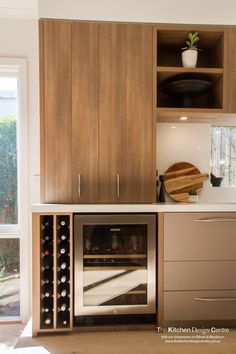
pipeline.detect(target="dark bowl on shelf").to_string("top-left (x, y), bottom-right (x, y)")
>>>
top-left (162, 73), bottom-right (212, 108)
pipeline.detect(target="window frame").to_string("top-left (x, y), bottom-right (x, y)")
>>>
top-left (0, 58), bottom-right (29, 322)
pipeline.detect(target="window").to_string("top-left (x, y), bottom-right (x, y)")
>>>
top-left (0, 59), bottom-right (29, 322)
top-left (211, 126), bottom-right (236, 187)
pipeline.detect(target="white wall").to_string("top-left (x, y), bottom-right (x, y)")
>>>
top-left (156, 123), bottom-right (236, 203)
top-left (39, 0), bottom-right (236, 25)
top-left (0, 0), bottom-right (38, 19)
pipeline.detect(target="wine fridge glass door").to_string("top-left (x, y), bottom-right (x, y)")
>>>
top-left (74, 214), bottom-right (156, 316)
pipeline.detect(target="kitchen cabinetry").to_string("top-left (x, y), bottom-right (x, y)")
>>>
top-left (228, 28), bottom-right (236, 113)
top-left (154, 25), bottom-right (228, 123)
top-left (71, 22), bottom-right (99, 203)
top-left (40, 20), bottom-right (72, 203)
top-left (40, 20), bottom-right (155, 204)
top-left (98, 23), bottom-right (126, 203)
top-left (158, 212), bottom-right (236, 325)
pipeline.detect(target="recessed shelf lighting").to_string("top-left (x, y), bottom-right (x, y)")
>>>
top-left (180, 116), bottom-right (188, 121)
top-left (171, 126), bottom-right (176, 129)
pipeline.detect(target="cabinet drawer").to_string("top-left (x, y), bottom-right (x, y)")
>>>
top-left (164, 213), bottom-right (236, 261)
top-left (164, 290), bottom-right (236, 321)
top-left (164, 261), bottom-right (236, 290)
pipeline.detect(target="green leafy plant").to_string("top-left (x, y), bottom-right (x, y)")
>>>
top-left (182, 32), bottom-right (201, 51)
top-left (189, 188), bottom-right (198, 196)
top-left (0, 116), bottom-right (17, 224)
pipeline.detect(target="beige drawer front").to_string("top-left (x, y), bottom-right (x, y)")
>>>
top-left (164, 212), bottom-right (236, 261)
top-left (164, 290), bottom-right (236, 321)
top-left (164, 261), bottom-right (236, 290)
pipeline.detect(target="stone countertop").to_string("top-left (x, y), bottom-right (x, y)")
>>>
top-left (31, 202), bottom-right (236, 213)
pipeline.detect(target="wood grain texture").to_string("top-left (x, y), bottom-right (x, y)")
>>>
top-left (72, 22), bottom-right (99, 203)
top-left (32, 213), bottom-right (40, 337)
top-left (164, 162), bottom-right (209, 202)
top-left (43, 20), bottom-right (72, 203)
top-left (125, 24), bottom-right (155, 203)
top-left (99, 23), bottom-right (126, 203)
top-left (39, 21), bottom-right (45, 203)
top-left (228, 28), bottom-right (236, 113)
top-left (157, 213), bottom-right (164, 327)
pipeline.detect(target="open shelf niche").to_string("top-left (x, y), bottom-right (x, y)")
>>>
top-left (154, 25), bottom-right (227, 121)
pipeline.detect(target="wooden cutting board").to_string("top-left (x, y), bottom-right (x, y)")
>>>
top-left (164, 162), bottom-right (209, 202)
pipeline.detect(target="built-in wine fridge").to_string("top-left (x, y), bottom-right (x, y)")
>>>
top-left (74, 214), bottom-right (156, 325)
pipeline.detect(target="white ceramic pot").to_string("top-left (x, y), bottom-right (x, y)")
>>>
top-left (182, 49), bottom-right (198, 68)
top-left (188, 195), bottom-right (199, 203)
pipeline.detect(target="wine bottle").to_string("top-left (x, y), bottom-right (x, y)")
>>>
top-left (58, 241), bottom-right (69, 255)
top-left (58, 303), bottom-right (67, 312)
top-left (59, 289), bottom-right (68, 297)
top-left (42, 218), bottom-right (53, 229)
top-left (58, 283), bottom-right (69, 295)
top-left (41, 307), bottom-right (50, 313)
top-left (59, 217), bottom-right (69, 227)
top-left (42, 243), bottom-right (53, 256)
top-left (60, 234), bottom-right (68, 241)
top-left (43, 235), bottom-right (51, 242)
top-left (42, 283), bottom-right (53, 297)
top-left (42, 257), bottom-right (53, 270)
top-left (44, 317), bottom-right (51, 325)
top-left (60, 262), bottom-right (67, 270)
top-left (58, 255), bottom-right (69, 267)
top-left (58, 311), bottom-right (69, 326)
top-left (59, 275), bottom-right (68, 283)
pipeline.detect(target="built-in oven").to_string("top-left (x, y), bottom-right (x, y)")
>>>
top-left (74, 214), bottom-right (156, 324)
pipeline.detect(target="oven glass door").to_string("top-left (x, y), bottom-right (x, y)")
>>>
top-left (74, 214), bottom-right (156, 316)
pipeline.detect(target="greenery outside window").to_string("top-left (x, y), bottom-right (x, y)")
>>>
top-left (211, 126), bottom-right (236, 187)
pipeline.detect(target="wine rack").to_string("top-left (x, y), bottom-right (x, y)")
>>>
top-left (40, 215), bottom-right (54, 329)
top-left (37, 214), bottom-right (72, 332)
top-left (56, 215), bottom-right (71, 328)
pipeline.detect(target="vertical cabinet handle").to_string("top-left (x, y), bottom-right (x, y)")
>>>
top-left (116, 174), bottom-right (120, 198)
top-left (78, 174), bottom-right (81, 198)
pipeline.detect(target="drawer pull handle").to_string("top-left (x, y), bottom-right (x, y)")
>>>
top-left (116, 174), bottom-right (120, 198)
top-left (194, 297), bottom-right (236, 302)
top-left (78, 174), bottom-right (81, 198)
top-left (195, 218), bottom-right (236, 223)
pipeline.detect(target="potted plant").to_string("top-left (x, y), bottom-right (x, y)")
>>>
top-left (188, 188), bottom-right (199, 203)
top-left (181, 32), bottom-right (200, 68)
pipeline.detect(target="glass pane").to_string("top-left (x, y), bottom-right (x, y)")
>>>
top-left (0, 77), bottom-right (18, 224)
top-left (211, 126), bottom-right (236, 187)
top-left (0, 238), bottom-right (20, 318)
top-left (83, 224), bottom-right (147, 306)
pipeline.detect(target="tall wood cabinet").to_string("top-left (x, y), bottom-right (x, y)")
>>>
top-left (71, 22), bottom-right (99, 203)
top-left (40, 21), bottom-right (72, 203)
top-left (228, 27), bottom-right (236, 113)
top-left (40, 20), bottom-right (155, 204)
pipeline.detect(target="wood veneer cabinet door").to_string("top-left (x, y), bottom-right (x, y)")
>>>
top-left (40, 20), bottom-right (72, 203)
top-left (228, 28), bottom-right (236, 113)
top-left (72, 22), bottom-right (99, 203)
top-left (125, 25), bottom-right (155, 203)
top-left (99, 23), bottom-right (126, 203)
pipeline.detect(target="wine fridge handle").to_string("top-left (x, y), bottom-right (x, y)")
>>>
top-left (117, 174), bottom-right (120, 198)
top-left (78, 174), bottom-right (81, 198)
